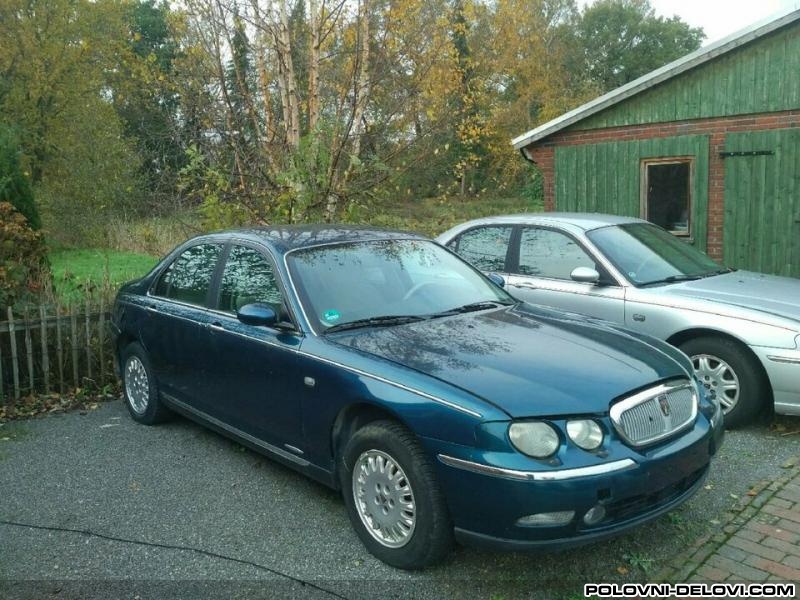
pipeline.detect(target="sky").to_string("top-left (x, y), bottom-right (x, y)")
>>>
top-left (579, 0), bottom-right (799, 43)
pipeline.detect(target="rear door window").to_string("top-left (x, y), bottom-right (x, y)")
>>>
top-left (153, 243), bottom-right (221, 306)
top-left (453, 226), bottom-right (513, 271)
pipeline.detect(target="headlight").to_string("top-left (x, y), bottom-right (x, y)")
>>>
top-left (566, 419), bottom-right (604, 450)
top-left (509, 422), bottom-right (560, 458)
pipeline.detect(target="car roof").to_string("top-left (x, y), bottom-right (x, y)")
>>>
top-left (444, 212), bottom-right (646, 232)
top-left (209, 224), bottom-right (428, 255)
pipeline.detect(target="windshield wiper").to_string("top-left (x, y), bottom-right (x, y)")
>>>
top-left (323, 314), bottom-right (428, 334)
top-left (430, 300), bottom-right (515, 318)
top-left (640, 274), bottom-right (703, 287)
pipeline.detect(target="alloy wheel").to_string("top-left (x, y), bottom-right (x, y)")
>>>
top-left (691, 353), bottom-right (740, 413)
top-left (352, 449), bottom-right (416, 548)
top-left (124, 356), bottom-right (150, 415)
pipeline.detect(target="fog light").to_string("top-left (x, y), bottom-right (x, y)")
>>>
top-left (583, 504), bottom-right (607, 525)
top-left (516, 511), bottom-right (575, 527)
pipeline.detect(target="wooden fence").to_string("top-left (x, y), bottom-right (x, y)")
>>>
top-left (0, 300), bottom-right (116, 403)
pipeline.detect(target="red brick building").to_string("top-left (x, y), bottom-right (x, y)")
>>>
top-left (512, 7), bottom-right (800, 277)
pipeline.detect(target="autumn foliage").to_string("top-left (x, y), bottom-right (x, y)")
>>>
top-left (0, 202), bottom-right (49, 306)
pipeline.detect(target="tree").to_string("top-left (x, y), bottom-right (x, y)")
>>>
top-left (0, 126), bottom-right (40, 229)
top-left (114, 0), bottom-right (185, 208)
top-left (576, 0), bottom-right (704, 91)
top-left (0, 0), bottom-right (144, 243)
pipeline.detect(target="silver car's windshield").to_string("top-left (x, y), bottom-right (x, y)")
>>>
top-left (587, 223), bottom-right (725, 286)
top-left (287, 239), bottom-right (513, 332)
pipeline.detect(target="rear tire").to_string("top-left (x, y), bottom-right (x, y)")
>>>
top-left (678, 336), bottom-right (768, 429)
top-left (339, 420), bottom-right (453, 569)
top-left (121, 342), bottom-right (171, 425)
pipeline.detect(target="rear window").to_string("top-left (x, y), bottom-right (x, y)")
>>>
top-left (153, 243), bottom-right (222, 306)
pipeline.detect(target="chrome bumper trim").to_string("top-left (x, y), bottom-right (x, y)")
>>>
top-left (437, 455), bottom-right (637, 481)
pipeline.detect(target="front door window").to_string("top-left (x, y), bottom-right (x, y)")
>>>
top-left (516, 228), bottom-right (596, 280)
top-left (217, 245), bottom-right (283, 315)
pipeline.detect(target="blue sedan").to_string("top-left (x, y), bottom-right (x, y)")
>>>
top-left (111, 226), bottom-right (724, 569)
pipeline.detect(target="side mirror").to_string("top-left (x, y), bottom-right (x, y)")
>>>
top-left (487, 273), bottom-right (505, 288)
top-left (237, 303), bottom-right (277, 327)
top-left (570, 267), bottom-right (600, 284)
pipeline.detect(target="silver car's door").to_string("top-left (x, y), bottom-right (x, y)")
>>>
top-left (505, 226), bottom-right (626, 322)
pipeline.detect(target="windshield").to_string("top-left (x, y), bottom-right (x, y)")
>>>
top-left (587, 223), bottom-right (724, 286)
top-left (287, 239), bottom-right (513, 332)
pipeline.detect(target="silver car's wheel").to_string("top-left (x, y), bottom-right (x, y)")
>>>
top-left (692, 353), bottom-right (740, 413)
top-left (352, 449), bottom-right (416, 549)
top-left (124, 356), bottom-right (150, 415)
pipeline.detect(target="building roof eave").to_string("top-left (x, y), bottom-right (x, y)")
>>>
top-left (511, 5), bottom-right (800, 150)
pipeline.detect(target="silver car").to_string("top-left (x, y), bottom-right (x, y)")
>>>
top-left (437, 213), bottom-right (800, 428)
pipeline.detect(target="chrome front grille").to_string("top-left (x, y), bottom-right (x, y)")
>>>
top-left (610, 380), bottom-right (698, 447)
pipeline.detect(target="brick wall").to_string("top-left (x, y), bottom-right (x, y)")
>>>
top-left (525, 109), bottom-right (800, 260)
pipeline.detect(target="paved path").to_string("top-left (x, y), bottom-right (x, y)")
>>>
top-left (659, 458), bottom-right (800, 585)
top-left (2, 400), bottom-right (800, 599)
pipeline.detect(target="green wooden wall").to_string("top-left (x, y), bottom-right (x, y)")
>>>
top-left (723, 128), bottom-right (800, 277)
top-left (571, 23), bottom-right (800, 131)
top-left (554, 135), bottom-right (709, 250)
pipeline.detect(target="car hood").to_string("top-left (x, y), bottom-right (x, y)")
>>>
top-left (331, 305), bottom-right (689, 418)
top-left (667, 271), bottom-right (800, 323)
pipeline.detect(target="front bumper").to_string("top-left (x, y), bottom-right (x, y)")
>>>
top-left (428, 416), bottom-right (721, 551)
top-left (454, 465), bottom-right (708, 551)
top-left (752, 346), bottom-right (800, 415)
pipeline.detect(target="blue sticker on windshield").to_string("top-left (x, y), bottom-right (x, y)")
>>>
top-left (323, 309), bottom-right (341, 323)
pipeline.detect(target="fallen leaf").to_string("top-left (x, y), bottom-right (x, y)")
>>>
top-left (617, 566), bottom-right (629, 575)
top-left (747, 489), bottom-right (758, 496)
top-left (781, 457), bottom-right (799, 469)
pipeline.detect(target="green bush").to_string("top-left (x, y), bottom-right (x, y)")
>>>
top-left (0, 202), bottom-right (49, 306)
top-left (0, 126), bottom-right (41, 230)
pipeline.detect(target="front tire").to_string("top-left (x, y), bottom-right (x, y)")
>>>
top-left (339, 420), bottom-right (453, 569)
top-left (121, 342), bottom-right (170, 425)
top-left (679, 336), bottom-right (768, 428)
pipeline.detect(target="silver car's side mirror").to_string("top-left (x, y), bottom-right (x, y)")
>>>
top-left (570, 267), bottom-right (600, 284)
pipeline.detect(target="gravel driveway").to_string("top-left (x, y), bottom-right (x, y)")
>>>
top-left (2, 400), bottom-right (799, 599)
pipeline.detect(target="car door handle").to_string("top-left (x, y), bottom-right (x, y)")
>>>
top-left (207, 322), bottom-right (225, 333)
top-left (511, 281), bottom-right (537, 290)
top-left (145, 304), bottom-right (157, 313)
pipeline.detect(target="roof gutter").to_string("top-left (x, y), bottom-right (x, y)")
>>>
top-left (519, 146), bottom-right (536, 164)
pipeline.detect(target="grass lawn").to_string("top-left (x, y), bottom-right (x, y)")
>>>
top-left (49, 248), bottom-right (158, 304)
top-left (364, 195), bottom-right (542, 237)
